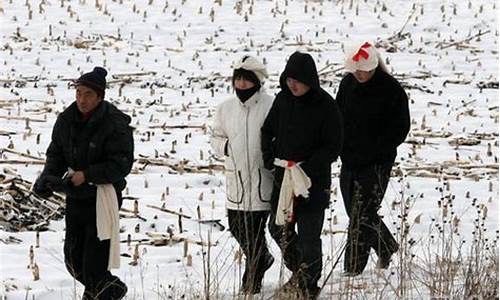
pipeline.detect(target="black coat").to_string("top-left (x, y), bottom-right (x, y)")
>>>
top-left (336, 67), bottom-right (410, 169)
top-left (261, 52), bottom-right (343, 212)
top-left (41, 100), bottom-right (134, 202)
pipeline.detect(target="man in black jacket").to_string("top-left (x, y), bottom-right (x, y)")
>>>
top-left (336, 42), bottom-right (410, 275)
top-left (34, 67), bottom-right (134, 299)
top-left (261, 52), bottom-right (343, 298)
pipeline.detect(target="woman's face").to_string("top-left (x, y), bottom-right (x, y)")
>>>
top-left (353, 69), bottom-right (376, 83)
top-left (234, 77), bottom-right (256, 90)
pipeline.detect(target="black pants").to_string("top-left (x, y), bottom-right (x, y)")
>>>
top-left (340, 163), bottom-right (399, 273)
top-left (227, 209), bottom-right (271, 289)
top-left (268, 208), bottom-right (325, 290)
top-left (64, 197), bottom-right (123, 299)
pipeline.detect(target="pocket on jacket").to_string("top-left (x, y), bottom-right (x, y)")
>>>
top-left (225, 169), bottom-right (243, 204)
top-left (258, 168), bottom-right (272, 203)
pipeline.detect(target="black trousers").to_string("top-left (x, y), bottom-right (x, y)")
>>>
top-left (340, 163), bottom-right (399, 273)
top-left (268, 208), bottom-right (325, 290)
top-left (64, 197), bottom-right (123, 299)
top-left (227, 209), bottom-right (271, 289)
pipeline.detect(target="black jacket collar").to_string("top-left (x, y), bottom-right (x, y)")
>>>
top-left (62, 101), bottom-right (108, 131)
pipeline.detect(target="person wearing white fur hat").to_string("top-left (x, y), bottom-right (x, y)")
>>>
top-left (336, 41), bottom-right (410, 276)
top-left (210, 55), bottom-right (274, 294)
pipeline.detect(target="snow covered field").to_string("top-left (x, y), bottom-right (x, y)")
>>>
top-left (0, 0), bottom-right (498, 299)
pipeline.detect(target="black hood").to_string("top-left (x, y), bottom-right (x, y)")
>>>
top-left (279, 52), bottom-right (320, 92)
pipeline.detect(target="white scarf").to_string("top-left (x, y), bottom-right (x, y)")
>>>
top-left (96, 184), bottom-right (120, 270)
top-left (274, 159), bottom-right (312, 225)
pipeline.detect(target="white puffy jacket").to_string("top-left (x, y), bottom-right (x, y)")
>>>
top-left (210, 90), bottom-right (274, 211)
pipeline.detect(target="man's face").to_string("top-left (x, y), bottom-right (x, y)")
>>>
top-left (76, 85), bottom-right (101, 114)
top-left (286, 77), bottom-right (310, 97)
top-left (353, 69), bottom-right (376, 83)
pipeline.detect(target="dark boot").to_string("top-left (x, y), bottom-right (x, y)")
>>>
top-left (302, 285), bottom-right (320, 300)
top-left (241, 253), bottom-right (275, 294)
top-left (376, 243), bottom-right (399, 269)
top-left (109, 276), bottom-right (127, 300)
top-left (91, 275), bottom-right (127, 300)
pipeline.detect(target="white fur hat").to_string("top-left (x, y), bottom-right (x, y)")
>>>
top-left (232, 55), bottom-right (268, 83)
top-left (344, 41), bottom-right (386, 73)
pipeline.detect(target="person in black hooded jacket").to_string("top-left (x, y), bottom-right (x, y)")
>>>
top-left (336, 42), bottom-right (410, 276)
top-left (261, 51), bottom-right (343, 298)
top-left (34, 67), bottom-right (133, 300)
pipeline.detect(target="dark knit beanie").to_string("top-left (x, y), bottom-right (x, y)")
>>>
top-left (232, 68), bottom-right (261, 88)
top-left (75, 67), bottom-right (108, 99)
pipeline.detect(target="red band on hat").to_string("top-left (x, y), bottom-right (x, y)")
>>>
top-left (352, 42), bottom-right (372, 62)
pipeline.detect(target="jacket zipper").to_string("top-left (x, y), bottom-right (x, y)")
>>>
top-left (245, 106), bottom-right (252, 209)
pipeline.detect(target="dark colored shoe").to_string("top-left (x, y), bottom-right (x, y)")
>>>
top-left (376, 244), bottom-right (399, 269)
top-left (241, 253), bottom-right (275, 294)
top-left (302, 285), bottom-right (320, 300)
top-left (376, 254), bottom-right (392, 269)
top-left (109, 277), bottom-right (128, 300)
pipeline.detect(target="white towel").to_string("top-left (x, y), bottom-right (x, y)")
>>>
top-left (96, 184), bottom-right (120, 270)
top-left (274, 159), bottom-right (312, 225)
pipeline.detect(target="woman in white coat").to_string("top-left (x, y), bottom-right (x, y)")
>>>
top-left (210, 55), bottom-right (274, 294)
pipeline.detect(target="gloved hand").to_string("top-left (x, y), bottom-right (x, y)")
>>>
top-left (33, 176), bottom-right (53, 198)
top-left (264, 158), bottom-right (274, 170)
top-left (34, 175), bottom-right (71, 198)
top-left (43, 175), bottom-right (67, 193)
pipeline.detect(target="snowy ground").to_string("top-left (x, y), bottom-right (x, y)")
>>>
top-left (0, 0), bottom-right (498, 299)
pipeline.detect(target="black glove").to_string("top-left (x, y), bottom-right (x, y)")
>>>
top-left (43, 175), bottom-right (66, 193)
top-left (33, 176), bottom-right (54, 198)
top-left (34, 175), bottom-right (70, 197)
top-left (264, 158), bottom-right (275, 171)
